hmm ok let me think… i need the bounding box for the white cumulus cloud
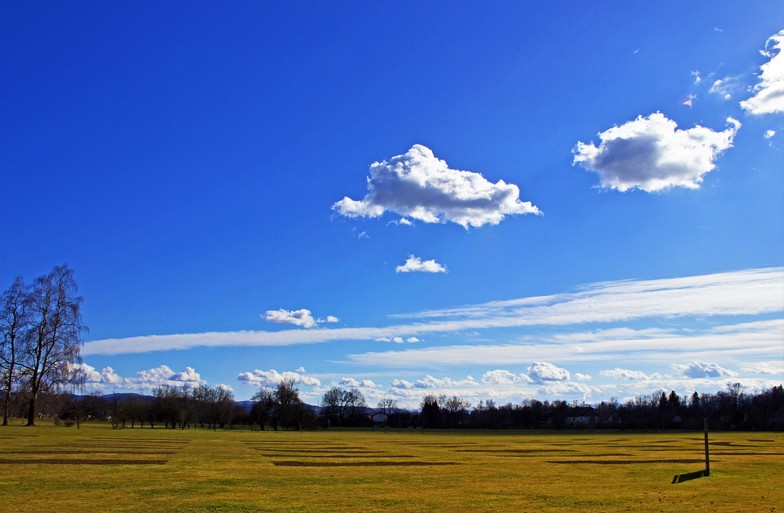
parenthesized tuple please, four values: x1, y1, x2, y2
(573, 112, 739, 192)
(396, 255, 447, 274)
(339, 377, 378, 388)
(237, 369, 321, 388)
(263, 309, 339, 329)
(672, 360, 737, 379)
(528, 362, 570, 383)
(481, 369, 530, 385)
(600, 368, 650, 381)
(333, 144, 540, 228)
(741, 29, 784, 115)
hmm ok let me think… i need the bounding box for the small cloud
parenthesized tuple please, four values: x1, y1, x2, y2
(295, 367, 306, 373)
(352, 228, 370, 239)
(481, 369, 530, 385)
(764, 129, 776, 140)
(376, 336, 419, 344)
(237, 369, 321, 388)
(263, 309, 317, 329)
(396, 255, 447, 274)
(391, 378, 414, 389)
(216, 384, 234, 392)
(333, 144, 540, 229)
(528, 362, 570, 383)
(682, 94, 696, 108)
(691, 70, 702, 85)
(264, 309, 339, 329)
(574, 373, 592, 382)
(710, 76, 741, 100)
(672, 360, 737, 379)
(714, 27, 723, 32)
(339, 377, 378, 388)
(600, 368, 649, 381)
(376, 336, 403, 343)
(741, 29, 784, 115)
(740, 362, 784, 375)
(169, 366, 202, 383)
(573, 112, 740, 192)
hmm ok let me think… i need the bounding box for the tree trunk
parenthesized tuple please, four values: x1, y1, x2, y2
(1, 367, 12, 425)
(26, 392, 37, 426)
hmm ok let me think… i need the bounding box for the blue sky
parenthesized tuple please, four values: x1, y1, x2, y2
(2, 1, 783, 407)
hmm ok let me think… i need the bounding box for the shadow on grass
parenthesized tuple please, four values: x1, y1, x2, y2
(0, 458, 168, 465)
(272, 460, 460, 467)
(672, 469, 707, 484)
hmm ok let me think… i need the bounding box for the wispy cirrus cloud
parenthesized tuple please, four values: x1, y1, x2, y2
(332, 144, 540, 228)
(82, 267, 783, 356)
(345, 319, 784, 368)
(573, 112, 739, 192)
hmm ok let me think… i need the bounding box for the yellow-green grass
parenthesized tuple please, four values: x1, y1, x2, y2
(0, 421, 781, 512)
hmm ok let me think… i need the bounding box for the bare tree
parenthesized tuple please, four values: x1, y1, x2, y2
(252, 389, 275, 430)
(442, 395, 471, 428)
(377, 398, 398, 415)
(1, 277, 29, 425)
(20, 265, 86, 426)
(274, 378, 304, 430)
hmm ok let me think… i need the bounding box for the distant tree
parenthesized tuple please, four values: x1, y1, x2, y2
(19, 265, 86, 426)
(667, 391, 681, 412)
(420, 394, 440, 429)
(320, 387, 345, 428)
(377, 398, 398, 415)
(251, 389, 275, 430)
(1, 277, 29, 425)
(442, 395, 470, 428)
(274, 379, 304, 430)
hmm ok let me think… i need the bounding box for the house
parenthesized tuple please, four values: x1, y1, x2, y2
(371, 412, 388, 427)
(564, 406, 597, 428)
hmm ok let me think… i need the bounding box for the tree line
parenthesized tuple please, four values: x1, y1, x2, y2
(8, 380, 781, 432)
(414, 384, 784, 431)
(1, 265, 85, 426)
(3, 269, 782, 432)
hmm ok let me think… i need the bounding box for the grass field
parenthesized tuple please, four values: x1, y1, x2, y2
(0, 422, 781, 512)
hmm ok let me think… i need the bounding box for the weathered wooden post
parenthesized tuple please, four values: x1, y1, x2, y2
(703, 416, 710, 476)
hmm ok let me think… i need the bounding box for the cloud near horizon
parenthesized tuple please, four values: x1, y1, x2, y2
(236, 368, 321, 388)
(333, 144, 540, 228)
(573, 112, 739, 192)
(75, 363, 207, 391)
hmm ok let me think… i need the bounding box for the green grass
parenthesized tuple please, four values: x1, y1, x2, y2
(0, 422, 781, 512)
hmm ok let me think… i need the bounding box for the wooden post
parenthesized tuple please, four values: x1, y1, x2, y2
(703, 416, 710, 476)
